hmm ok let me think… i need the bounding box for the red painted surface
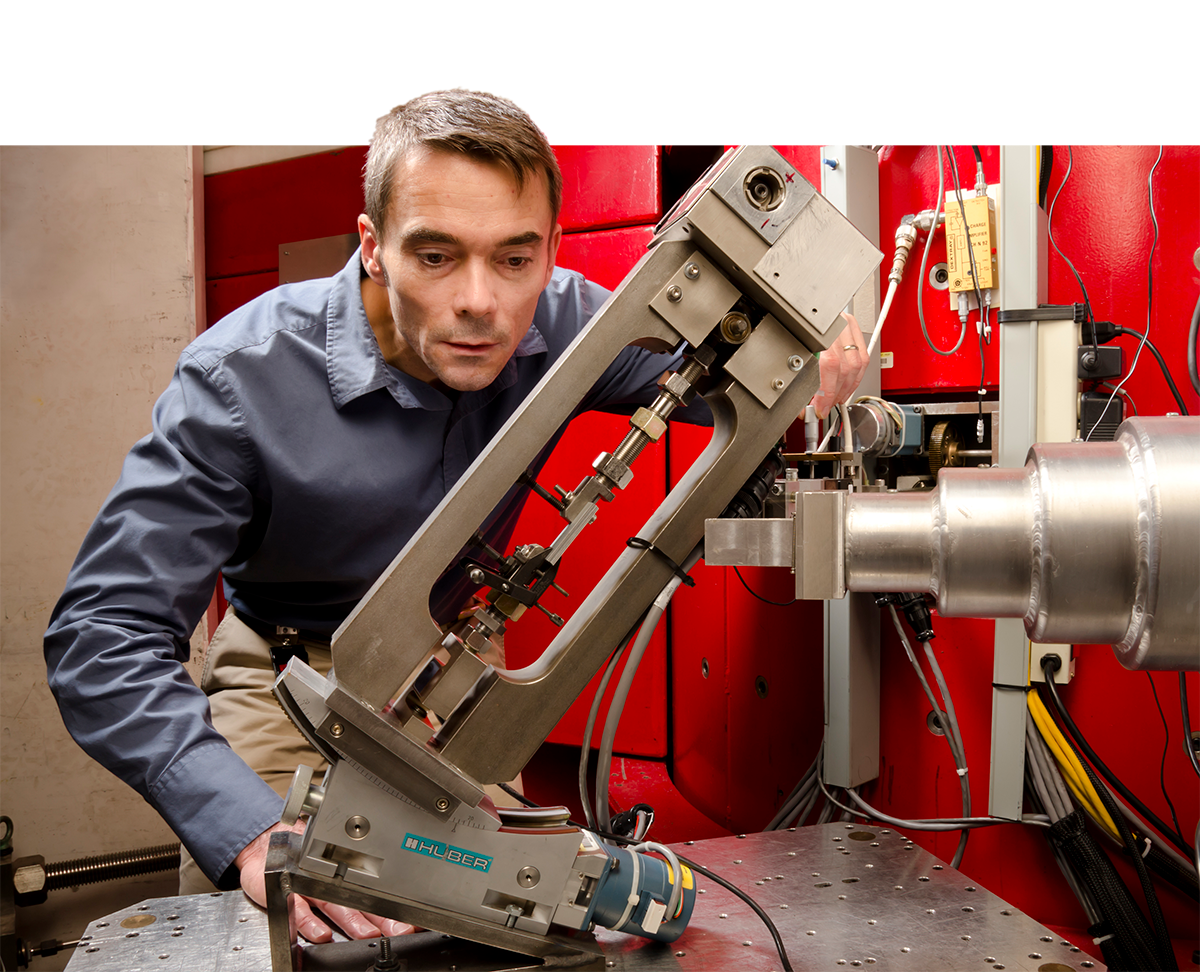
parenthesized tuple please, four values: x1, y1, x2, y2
(554, 146, 660, 232)
(557, 225, 655, 291)
(502, 410, 671, 757)
(668, 426, 826, 832)
(204, 147, 367, 283)
(876, 145, 1002, 395)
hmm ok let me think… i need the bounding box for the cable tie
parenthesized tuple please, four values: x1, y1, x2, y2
(991, 682, 1032, 692)
(1093, 934, 1114, 945)
(1141, 836, 1152, 858)
(626, 537, 695, 587)
(956, 767, 968, 777)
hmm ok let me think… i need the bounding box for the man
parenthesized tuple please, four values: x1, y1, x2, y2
(45, 90, 867, 943)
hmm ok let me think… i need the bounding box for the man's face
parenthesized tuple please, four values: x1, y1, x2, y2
(359, 147, 561, 392)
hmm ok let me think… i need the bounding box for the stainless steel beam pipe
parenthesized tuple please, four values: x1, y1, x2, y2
(845, 417, 1199, 670)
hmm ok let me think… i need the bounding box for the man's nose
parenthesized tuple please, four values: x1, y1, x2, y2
(454, 260, 498, 319)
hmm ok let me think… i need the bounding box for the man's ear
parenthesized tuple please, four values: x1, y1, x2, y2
(543, 222, 563, 288)
(359, 214, 387, 285)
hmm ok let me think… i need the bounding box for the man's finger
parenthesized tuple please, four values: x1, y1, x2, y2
(292, 896, 334, 944)
(366, 913, 417, 937)
(313, 900, 384, 940)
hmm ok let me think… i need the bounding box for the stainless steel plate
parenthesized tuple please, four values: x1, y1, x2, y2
(65, 825, 1104, 971)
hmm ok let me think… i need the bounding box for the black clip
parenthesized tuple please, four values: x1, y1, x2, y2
(626, 536, 695, 587)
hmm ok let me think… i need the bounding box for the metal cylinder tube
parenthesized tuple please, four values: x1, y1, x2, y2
(844, 416, 1198, 670)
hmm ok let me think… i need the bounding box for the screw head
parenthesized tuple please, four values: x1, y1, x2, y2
(772, 378, 786, 390)
(685, 263, 701, 279)
(517, 866, 541, 888)
(330, 723, 344, 737)
(667, 286, 683, 302)
(788, 354, 803, 371)
(435, 797, 450, 812)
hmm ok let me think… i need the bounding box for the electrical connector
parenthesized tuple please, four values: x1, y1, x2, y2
(1081, 320, 1118, 345)
(874, 592, 935, 642)
(890, 219, 919, 284)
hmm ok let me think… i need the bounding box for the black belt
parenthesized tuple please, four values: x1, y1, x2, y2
(236, 613, 329, 674)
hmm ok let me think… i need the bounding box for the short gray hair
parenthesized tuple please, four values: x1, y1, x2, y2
(364, 89, 563, 239)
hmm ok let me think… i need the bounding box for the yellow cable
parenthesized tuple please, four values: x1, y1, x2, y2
(1028, 692, 1120, 838)
(1027, 693, 1108, 825)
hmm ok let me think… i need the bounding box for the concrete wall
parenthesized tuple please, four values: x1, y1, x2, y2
(1, 146, 206, 968)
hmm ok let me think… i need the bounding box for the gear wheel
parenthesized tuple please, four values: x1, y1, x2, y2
(928, 421, 962, 476)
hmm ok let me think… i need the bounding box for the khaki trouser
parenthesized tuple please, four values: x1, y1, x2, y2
(179, 608, 521, 894)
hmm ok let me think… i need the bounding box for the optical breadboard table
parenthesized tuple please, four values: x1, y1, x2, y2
(64, 824, 1104, 971)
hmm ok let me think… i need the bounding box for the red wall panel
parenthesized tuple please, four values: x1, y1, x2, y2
(204, 148, 367, 283)
(554, 146, 660, 232)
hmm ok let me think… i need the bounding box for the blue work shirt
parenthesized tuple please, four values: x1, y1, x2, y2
(44, 251, 705, 887)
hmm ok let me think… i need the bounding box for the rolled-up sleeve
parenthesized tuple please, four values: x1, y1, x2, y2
(44, 349, 283, 885)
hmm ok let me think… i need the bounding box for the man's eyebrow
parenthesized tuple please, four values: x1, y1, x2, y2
(400, 227, 460, 246)
(497, 231, 543, 248)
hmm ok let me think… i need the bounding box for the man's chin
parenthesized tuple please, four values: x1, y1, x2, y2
(436, 365, 502, 393)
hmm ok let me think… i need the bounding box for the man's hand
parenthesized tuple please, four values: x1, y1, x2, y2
(809, 313, 869, 419)
(236, 821, 414, 943)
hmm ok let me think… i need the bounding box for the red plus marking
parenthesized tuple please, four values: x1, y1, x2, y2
(785, 172, 795, 183)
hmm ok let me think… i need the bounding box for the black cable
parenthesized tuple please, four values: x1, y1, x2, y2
(969, 86, 979, 165)
(1086, 148, 1164, 440)
(732, 566, 796, 607)
(1189, 290, 1200, 397)
(1145, 672, 1187, 848)
(1057, 701, 1178, 971)
(1181, 672, 1200, 780)
(1046, 700, 1178, 971)
(673, 853, 794, 972)
(945, 147, 989, 439)
(1113, 326, 1190, 414)
(498, 781, 539, 808)
(1040, 665, 1190, 858)
(1047, 146, 1096, 332)
(584, 821, 794, 972)
(1036, 85, 1056, 210)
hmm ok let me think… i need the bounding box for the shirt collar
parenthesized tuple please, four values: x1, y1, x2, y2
(325, 248, 547, 411)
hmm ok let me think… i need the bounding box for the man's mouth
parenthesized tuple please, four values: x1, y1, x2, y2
(444, 341, 498, 355)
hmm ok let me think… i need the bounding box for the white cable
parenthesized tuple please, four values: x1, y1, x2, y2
(629, 840, 684, 921)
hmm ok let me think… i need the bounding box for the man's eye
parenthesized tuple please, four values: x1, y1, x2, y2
(505, 256, 532, 268)
(418, 252, 446, 266)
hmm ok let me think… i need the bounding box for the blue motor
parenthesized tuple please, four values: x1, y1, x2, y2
(585, 843, 696, 942)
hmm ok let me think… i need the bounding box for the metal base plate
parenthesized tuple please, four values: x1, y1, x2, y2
(64, 825, 1104, 971)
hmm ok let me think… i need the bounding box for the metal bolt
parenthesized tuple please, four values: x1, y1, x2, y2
(330, 723, 344, 737)
(788, 354, 803, 371)
(468, 567, 485, 584)
(667, 286, 683, 302)
(685, 263, 700, 279)
(435, 797, 450, 812)
(772, 378, 785, 390)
